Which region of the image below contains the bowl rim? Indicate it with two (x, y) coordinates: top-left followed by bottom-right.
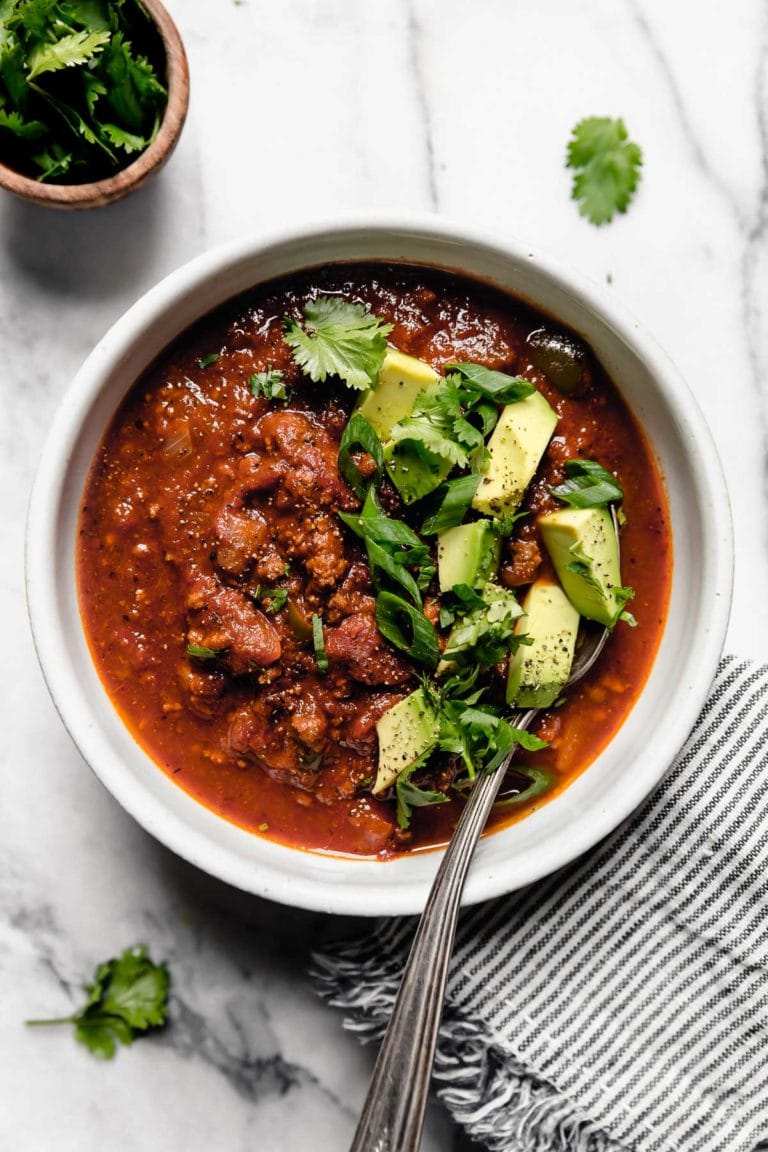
(0, 0), (189, 209)
(25, 213), (735, 914)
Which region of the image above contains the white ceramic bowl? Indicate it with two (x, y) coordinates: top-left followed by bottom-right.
(26, 217), (733, 916)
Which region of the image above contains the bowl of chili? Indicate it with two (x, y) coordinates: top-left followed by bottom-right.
(26, 217), (733, 914)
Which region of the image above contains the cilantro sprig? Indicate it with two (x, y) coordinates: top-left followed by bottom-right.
(0, 1), (167, 183)
(566, 117), (643, 226)
(26, 946), (169, 1059)
(283, 297), (393, 391)
(249, 368), (290, 402)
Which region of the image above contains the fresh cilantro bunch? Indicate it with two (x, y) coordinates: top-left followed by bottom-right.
(284, 296), (393, 391)
(26, 945), (170, 1058)
(0, 0), (167, 183)
(567, 117), (643, 226)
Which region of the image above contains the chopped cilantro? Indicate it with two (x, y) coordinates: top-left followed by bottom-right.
(566, 117), (643, 226)
(197, 352), (220, 369)
(250, 586), (288, 614)
(26, 946), (169, 1059)
(187, 643), (223, 660)
(283, 296), (392, 391)
(249, 368), (290, 401)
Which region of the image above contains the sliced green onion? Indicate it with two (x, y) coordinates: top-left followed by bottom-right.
(374, 591), (439, 670)
(311, 614), (329, 673)
(550, 458), (624, 508)
(420, 474), (480, 535)
(338, 412), (384, 499)
(446, 362), (535, 403)
(494, 766), (553, 807)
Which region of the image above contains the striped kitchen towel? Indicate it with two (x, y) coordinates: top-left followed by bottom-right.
(314, 657), (768, 1152)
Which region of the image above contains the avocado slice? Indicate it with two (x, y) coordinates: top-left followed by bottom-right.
(356, 348), (439, 439)
(472, 390), (558, 516)
(437, 520), (500, 592)
(507, 579), (580, 708)
(539, 506), (625, 627)
(383, 440), (453, 505)
(372, 688), (440, 795)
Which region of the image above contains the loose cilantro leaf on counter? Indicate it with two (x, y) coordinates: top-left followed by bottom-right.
(312, 614), (329, 673)
(26, 946), (169, 1059)
(283, 297), (392, 391)
(566, 117), (643, 226)
(249, 368), (290, 401)
(550, 458), (624, 508)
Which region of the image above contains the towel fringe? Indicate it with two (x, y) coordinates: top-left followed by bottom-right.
(312, 942), (624, 1152)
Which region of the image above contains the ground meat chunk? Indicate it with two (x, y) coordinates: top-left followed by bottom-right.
(325, 613), (412, 686)
(176, 662), (226, 719)
(186, 573), (281, 673)
(214, 506), (268, 576)
(277, 509), (348, 588)
(257, 409), (357, 511)
(501, 538), (542, 588)
(325, 561), (376, 623)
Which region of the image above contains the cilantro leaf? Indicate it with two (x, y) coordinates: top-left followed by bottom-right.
(197, 352), (219, 369)
(187, 643), (223, 660)
(396, 770), (448, 830)
(27, 28), (110, 79)
(389, 379), (482, 469)
(249, 585), (288, 614)
(26, 946), (169, 1060)
(0, 106), (46, 136)
(99, 118), (146, 152)
(249, 368), (290, 402)
(550, 458), (624, 508)
(283, 297), (393, 391)
(566, 116), (643, 226)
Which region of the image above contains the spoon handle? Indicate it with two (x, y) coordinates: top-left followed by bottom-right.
(349, 709), (531, 1152)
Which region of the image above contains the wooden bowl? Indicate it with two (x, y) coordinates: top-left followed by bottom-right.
(0, 0), (189, 210)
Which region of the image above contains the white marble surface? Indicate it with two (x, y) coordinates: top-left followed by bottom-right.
(2, 1), (767, 1148)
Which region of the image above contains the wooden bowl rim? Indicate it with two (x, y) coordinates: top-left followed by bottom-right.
(0, 0), (189, 208)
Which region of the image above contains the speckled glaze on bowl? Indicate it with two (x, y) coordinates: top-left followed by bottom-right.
(25, 217), (733, 915)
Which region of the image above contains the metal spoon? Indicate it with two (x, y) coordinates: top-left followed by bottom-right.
(350, 522), (618, 1152)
